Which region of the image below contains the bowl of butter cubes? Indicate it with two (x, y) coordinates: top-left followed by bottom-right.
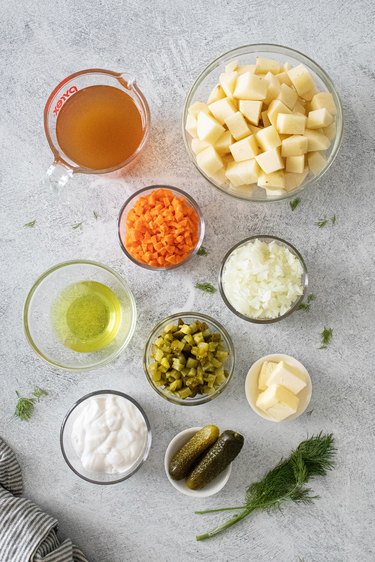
(183, 44), (343, 201)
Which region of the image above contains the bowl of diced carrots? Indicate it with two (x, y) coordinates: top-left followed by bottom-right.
(118, 186), (205, 270)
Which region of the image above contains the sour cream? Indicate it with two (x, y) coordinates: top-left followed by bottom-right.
(71, 394), (148, 474)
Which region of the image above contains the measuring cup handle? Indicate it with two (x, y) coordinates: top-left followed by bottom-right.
(46, 160), (73, 190)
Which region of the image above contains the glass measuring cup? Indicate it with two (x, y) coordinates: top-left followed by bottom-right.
(44, 69), (150, 188)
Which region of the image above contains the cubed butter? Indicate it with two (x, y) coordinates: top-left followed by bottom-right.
(286, 155), (305, 173)
(191, 138), (210, 155)
(207, 84), (226, 104)
(258, 171), (285, 189)
(264, 72), (281, 104)
(225, 111), (251, 140)
(197, 112), (225, 144)
(208, 97), (237, 125)
(267, 99), (292, 128)
(307, 151), (327, 175)
(267, 361), (307, 395)
(196, 146), (223, 177)
(310, 92), (337, 115)
(276, 113), (306, 135)
(281, 135), (308, 157)
(229, 135), (259, 161)
(256, 125), (282, 151)
(233, 72), (268, 100)
(287, 64), (315, 96)
(219, 71), (238, 98)
(304, 129), (331, 151)
(185, 114), (197, 137)
(277, 83), (298, 110)
(238, 100), (263, 126)
(285, 168), (309, 191)
(255, 147), (284, 174)
(258, 361), (278, 390)
(307, 108), (334, 129)
(255, 57), (281, 75)
(256, 384), (299, 420)
(225, 159), (259, 186)
(215, 130), (234, 155)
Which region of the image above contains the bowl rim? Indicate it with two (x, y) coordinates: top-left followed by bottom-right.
(164, 426), (231, 497)
(182, 43), (344, 202)
(218, 235), (308, 324)
(118, 185), (205, 271)
(60, 389), (152, 484)
(143, 311), (235, 405)
(244, 353), (312, 422)
(23, 260), (137, 371)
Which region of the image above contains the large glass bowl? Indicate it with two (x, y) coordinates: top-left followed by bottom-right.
(143, 312), (235, 405)
(23, 261), (137, 371)
(182, 44), (343, 202)
(219, 235), (308, 323)
(118, 185), (205, 270)
(60, 390), (152, 484)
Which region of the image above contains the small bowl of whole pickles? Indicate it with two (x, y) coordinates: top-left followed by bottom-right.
(143, 312), (235, 405)
(164, 425), (244, 497)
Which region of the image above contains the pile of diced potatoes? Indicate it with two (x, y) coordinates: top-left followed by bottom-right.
(185, 57), (337, 197)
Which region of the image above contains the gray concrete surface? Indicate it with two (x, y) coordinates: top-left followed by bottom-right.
(1, 0), (375, 560)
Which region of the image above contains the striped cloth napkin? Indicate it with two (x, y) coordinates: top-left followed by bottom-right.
(0, 438), (88, 562)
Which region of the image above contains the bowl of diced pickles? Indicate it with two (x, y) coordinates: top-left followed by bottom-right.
(143, 312), (235, 405)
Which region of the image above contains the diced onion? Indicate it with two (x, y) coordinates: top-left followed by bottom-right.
(222, 239), (304, 319)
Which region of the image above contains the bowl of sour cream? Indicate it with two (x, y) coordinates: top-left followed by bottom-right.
(60, 390), (152, 484)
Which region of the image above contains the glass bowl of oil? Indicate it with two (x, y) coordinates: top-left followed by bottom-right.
(23, 261), (137, 371)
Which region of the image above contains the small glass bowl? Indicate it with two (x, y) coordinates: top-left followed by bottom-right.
(23, 260), (137, 371)
(143, 312), (235, 406)
(118, 185), (205, 270)
(182, 44), (343, 202)
(60, 390), (152, 484)
(219, 235), (308, 324)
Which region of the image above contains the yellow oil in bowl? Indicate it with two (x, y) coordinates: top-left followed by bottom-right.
(52, 281), (122, 352)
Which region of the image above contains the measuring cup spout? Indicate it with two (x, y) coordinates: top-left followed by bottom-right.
(46, 160), (73, 191)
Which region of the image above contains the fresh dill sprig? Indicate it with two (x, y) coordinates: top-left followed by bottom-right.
(332, 214), (336, 225)
(195, 433), (336, 541)
(24, 220), (36, 228)
(195, 282), (216, 293)
(306, 409), (314, 417)
(15, 387), (48, 421)
(297, 293), (316, 312)
(316, 216), (336, 228)
(197, 246), (208, 256)
(290, 197), (301, 211)
(320, 327), (333, 349)
(72, 222), (83, 230)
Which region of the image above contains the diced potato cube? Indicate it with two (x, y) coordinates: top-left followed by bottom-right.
(323, 122), (336, 140)
(285, 168), (309, 191)
(255, 57), (281, 75)
(185, 114), (197, 137)
(307, 108), (334, 129)
(207, 84), (226, 104)
(255, 147), (284, 174)
(258, 171), (285, 189)
(229, 135), (259, 161)
(267, 99), (292, 128)
(196, 146), (223, 177)
(261, 111), (271, 127)
(286, 155), (305, 173)
(197, 112), (225, 144)
(275, 71), (293, 86)
(277, 83), (298, 110)
(233, 72), (268, 100)
(215, 130), (234, 155)
(191, 138), (210, 155)
(249, 124), (261, 135)
(287, 64), (315, 96)
(225, 60), (239, 73)
(281, 135), (308, 157)
(219, 71), (238, 97)
(307, 151), (327, 175)
(283, 62), (292, 71)
(208, 97), (237, 125)
(294, 100), (306, 115)
(211, 167), (227, 184)
(304, 129), (330, 151)
(310, 91), (337, 115)
(264, 72), (281, 104)
(276, 113), (306, 135)
(225, 111), (251, 140)
(225, 159), (260, 186)
(238, 64), (256, 74)
(301, 87), (317, 101)
(188, 102), (210, 117)
(256, 125), (282, 151)
(238, 100), (263, 125)
(266, 188), (286, 198)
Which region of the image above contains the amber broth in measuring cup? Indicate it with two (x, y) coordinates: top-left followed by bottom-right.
(56, 85), (144, 170)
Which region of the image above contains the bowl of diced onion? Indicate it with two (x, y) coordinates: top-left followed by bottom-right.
(182, 44), (343, 202)
(218, 235), (308, 323)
